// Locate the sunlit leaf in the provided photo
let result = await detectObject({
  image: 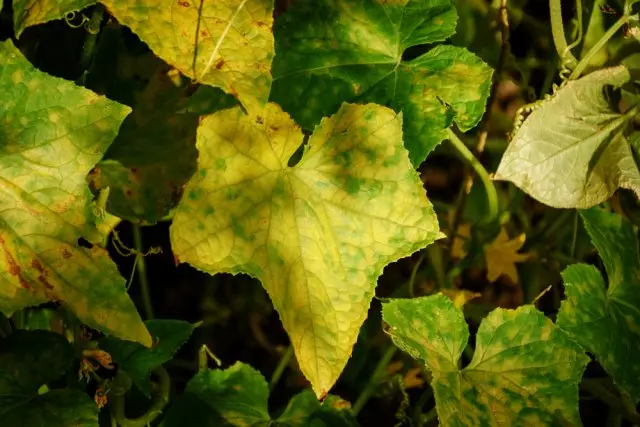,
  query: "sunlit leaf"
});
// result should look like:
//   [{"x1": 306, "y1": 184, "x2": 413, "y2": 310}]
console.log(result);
[
  {"x1": 271, "y1": 0, "x2": 492, "y2": 165},
  {"x1": 495, "y1": 66, "x2": 640, "y2": 208},
  {"x1": 170, "y1": 102, "x2": 442, "y2": 397},
  {"x1": 100, "y1": 319, "x2": 196, "y2": 397},
  {"x1": 557, "y1": 207, "x2": 640, "y2": 404},
  {"x1": 383, "y1": 294, "x2": 589, "y2": 426},
  {"x1": 0, "y1": 40, "x2": 150, "y2": 346},
  {"x1": 100, "y1": 0, "x2": 275, "y2": 115}
]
